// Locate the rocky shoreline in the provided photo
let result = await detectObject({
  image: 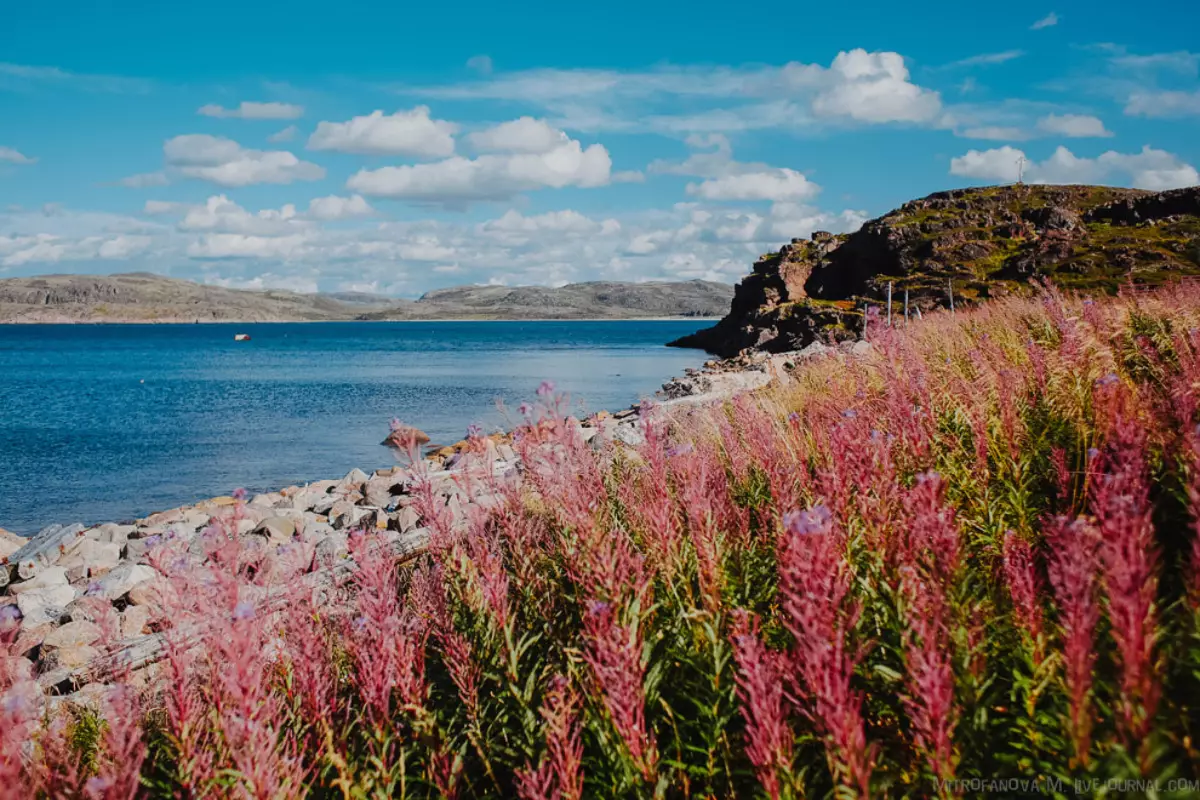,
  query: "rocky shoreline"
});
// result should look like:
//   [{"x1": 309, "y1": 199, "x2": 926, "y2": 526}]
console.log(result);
[{"x1": 0, "y1": 340, "x2": 867, "y2": 702}]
